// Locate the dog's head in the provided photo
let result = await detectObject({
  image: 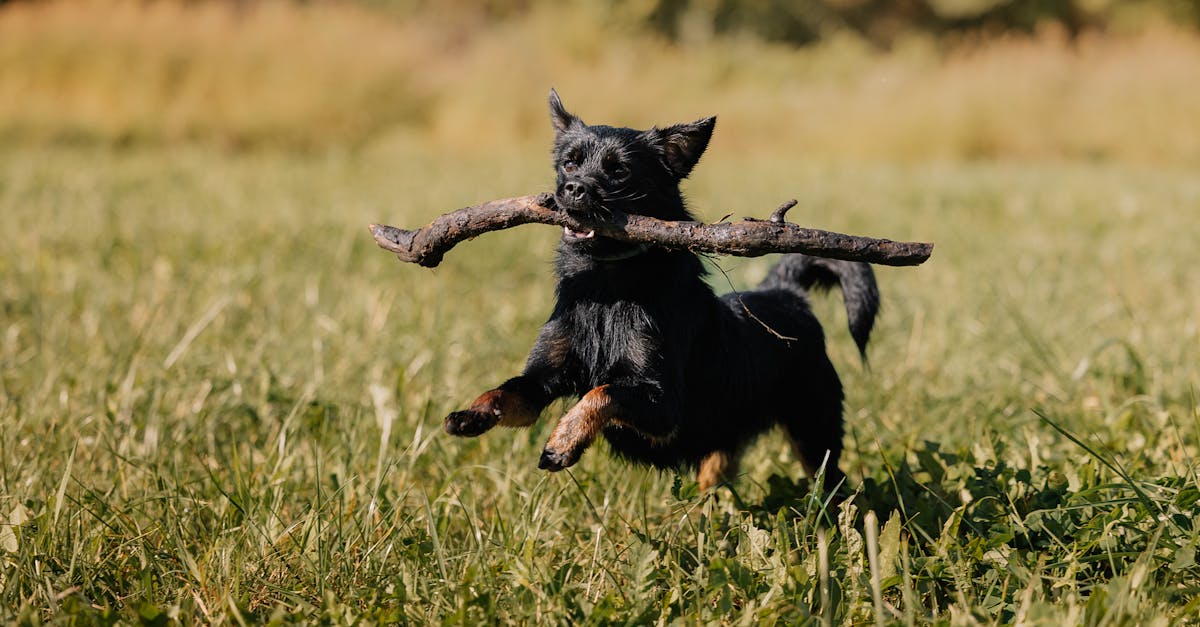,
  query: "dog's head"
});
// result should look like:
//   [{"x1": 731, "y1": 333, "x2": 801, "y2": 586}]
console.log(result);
[{"x1": 548, "y1": 89, "x2": 715, "y2": 253}]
